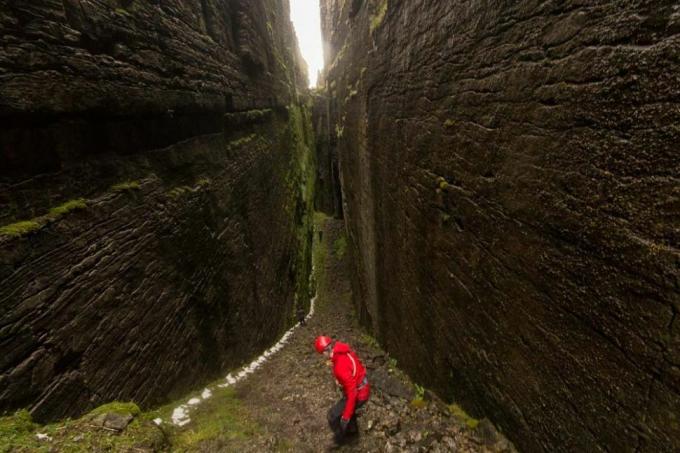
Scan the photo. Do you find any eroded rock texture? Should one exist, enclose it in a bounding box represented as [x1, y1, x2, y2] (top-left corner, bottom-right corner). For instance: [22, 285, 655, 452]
[0, 0, 316, 422]
[320, 0, 680, 451]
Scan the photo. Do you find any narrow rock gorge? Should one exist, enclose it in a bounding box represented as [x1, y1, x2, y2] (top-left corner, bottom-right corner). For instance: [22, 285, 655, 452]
[319, 0, 679, 451]
[0, 0, 315, 423]
[1, 1, 678, 452]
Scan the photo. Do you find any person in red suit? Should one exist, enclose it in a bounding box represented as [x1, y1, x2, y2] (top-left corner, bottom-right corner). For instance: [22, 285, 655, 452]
[315, 335, 371, 443]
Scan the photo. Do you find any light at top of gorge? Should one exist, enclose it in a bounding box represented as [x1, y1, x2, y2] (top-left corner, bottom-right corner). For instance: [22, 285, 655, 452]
[290, 0, 324, 88]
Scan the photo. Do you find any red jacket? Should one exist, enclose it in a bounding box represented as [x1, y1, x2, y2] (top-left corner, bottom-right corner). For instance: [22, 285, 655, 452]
[331, 341, 370, 420]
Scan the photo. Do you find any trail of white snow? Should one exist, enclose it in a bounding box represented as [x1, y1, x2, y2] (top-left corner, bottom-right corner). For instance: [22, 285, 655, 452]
[156, 295, 317, 427]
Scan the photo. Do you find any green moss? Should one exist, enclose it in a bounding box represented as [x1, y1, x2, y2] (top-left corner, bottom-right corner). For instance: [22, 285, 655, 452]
[0, 220, 42, 238]
[370, 0, 388, 33]
[388, 356, 398, 369]
[196, 178, 212, 188]
[328, 41, 350, 72]
[449, 404, 480, 429]
[172, 387, 258, 449]
[410, 384, 428, 409]
[444, 119, 456, 128]
[111, 181, 141, 192]
[227, 134, 257, 151]
[361, 333, 380, 349]
[87, 402, 141, 417]
[285, 105, 317, 309]
[333, 235, 347, 258]
[436, 176, 449, 190]
[0, 410, 35, 437]
[168, 186, 193, 199]
[0, 198, 87, 239]
[48, 199, 87, 218]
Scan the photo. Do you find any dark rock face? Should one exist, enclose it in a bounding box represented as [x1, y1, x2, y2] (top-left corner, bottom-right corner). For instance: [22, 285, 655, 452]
[312, 91, 342, 217]
[320, 0, 680, 451]
[0, 1, 315, 422]
[0, 0, 306, 181]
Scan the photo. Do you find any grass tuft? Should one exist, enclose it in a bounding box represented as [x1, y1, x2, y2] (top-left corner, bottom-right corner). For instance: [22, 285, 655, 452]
[334, 235, 347, 258]
[111, 181, 141, 192]
[370, 0, 388, 33]
[449, 403, 480, 429]
[48, 199, 87, 218]
[0, 220, 42, 238]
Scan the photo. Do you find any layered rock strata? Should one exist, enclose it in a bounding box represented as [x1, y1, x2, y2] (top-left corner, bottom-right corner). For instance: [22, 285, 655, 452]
[0, 0, 315, 422]
[319, 0, 680, 451]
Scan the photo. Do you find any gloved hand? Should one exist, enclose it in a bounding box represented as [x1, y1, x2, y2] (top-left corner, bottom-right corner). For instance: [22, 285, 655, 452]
[340, 418, 350, 433]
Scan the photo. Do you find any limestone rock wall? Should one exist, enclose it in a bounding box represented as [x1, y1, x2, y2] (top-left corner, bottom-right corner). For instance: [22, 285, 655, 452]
[0, 0, 316, 422]
[320, 0, 680, 451]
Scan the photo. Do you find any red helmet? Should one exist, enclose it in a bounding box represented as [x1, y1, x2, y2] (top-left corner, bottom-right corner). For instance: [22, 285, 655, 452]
[315, 336, 332, 353]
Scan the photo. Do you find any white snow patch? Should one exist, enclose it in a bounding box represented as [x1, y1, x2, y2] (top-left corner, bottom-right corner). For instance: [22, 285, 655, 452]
[169, 294, 317, 426]
[153, 418, 163, 426]
[171, 405, 190, 426]
[36, 433, 52, 441]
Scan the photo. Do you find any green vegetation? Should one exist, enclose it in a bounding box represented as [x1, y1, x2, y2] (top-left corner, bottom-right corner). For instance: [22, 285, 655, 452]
[0, 198, 88, 239]
[387, 356, 398, 369]
[449, 403, 480, 429]
[227, 134, 257, 151]
[410, 384, 427, 410]
[170, 387, 258, 449]
[168, 186, 193, 199]
[328, 41, 350, 72]
[414, 384, 425, 400]
[196, 177, 212, 188]
[48, 199, 87, 218]
[87, 402, 141, 417]
[444, 119, 456, 128]
[0, 404, 165, 453]
[361, 333, 380, 349]
[312, 212, 329, 297]
[286, 104, 317, 309]
[370, 0, 388, 33]
[336, 124, 345, 139]
[111, 181, 141, 192]
[0, 410, 35, 448]
[0, 220, 41, 238]
[333, 235, 347, 258]
[0, 382, 257, 452]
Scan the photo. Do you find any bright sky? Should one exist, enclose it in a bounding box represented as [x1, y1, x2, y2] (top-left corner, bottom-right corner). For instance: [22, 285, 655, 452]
[290, 0, 324, 87]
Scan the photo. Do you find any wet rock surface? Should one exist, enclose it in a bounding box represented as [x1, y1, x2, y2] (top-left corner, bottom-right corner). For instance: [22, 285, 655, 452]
[319, 0, 680, 451]
[210, 219, 514, 452]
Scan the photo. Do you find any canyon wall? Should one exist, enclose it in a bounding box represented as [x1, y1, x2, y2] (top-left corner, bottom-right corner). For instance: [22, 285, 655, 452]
[320, 0, 679, 451]
[0, 0, 316, 422]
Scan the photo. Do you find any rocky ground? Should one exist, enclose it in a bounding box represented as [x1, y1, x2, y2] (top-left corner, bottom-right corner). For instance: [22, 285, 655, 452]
[195, 217, 515, 452]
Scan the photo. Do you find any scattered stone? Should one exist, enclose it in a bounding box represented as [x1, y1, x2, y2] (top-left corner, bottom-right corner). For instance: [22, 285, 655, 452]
[36, 433, 52, 441]
[93, 413, 134, 431]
